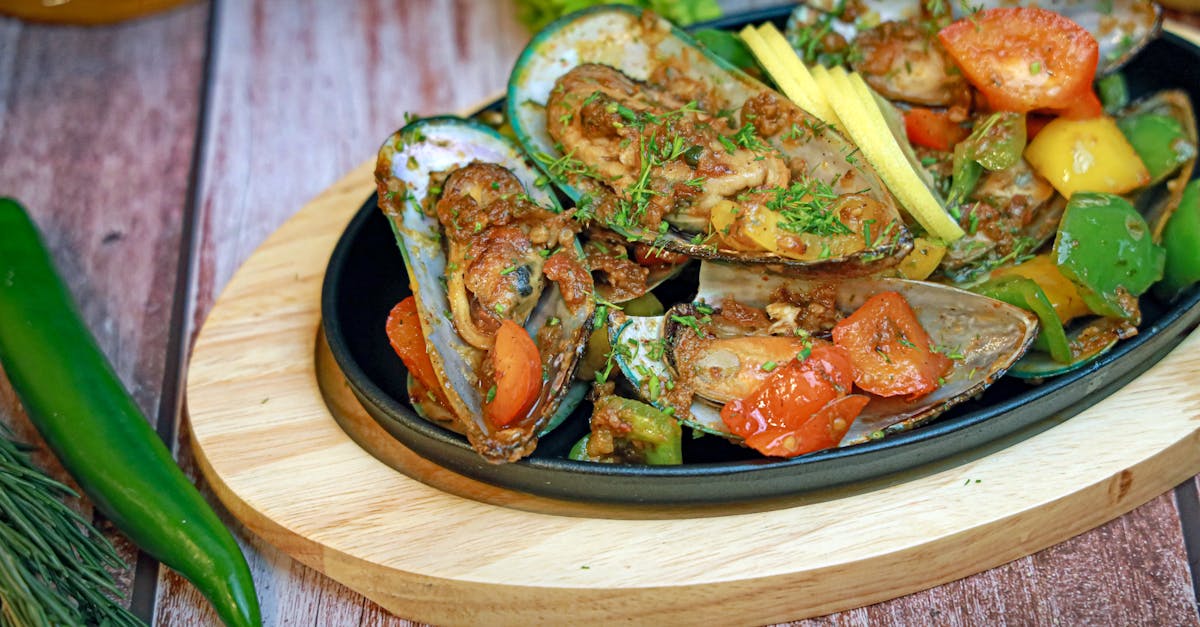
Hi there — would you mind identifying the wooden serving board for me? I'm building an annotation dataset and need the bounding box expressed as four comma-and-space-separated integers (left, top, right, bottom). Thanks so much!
186, 24, 1200, 626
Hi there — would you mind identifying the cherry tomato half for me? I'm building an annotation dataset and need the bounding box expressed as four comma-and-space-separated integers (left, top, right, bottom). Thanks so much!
832, 291, 951, 399
939, 7, 1099, 116
485, 319, 543, 427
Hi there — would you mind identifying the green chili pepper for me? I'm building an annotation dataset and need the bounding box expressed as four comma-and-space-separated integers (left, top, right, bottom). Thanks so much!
1158, 179, 1200, 297
0, 199, 261, 627
971, 276, 1071, 363
1053, 192, 1164, 321
948, 143, 984, 208
1097, 73, 1129, 114
1117, 112, 1195, 184
570, 396, 682, 465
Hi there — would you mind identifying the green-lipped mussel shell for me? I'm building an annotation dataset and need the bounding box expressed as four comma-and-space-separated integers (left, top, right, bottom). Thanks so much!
376, 116, 594, 462
507, 5, 912, 277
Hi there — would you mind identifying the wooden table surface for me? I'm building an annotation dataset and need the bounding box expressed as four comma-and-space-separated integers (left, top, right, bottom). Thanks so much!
1, 1, 1199, 624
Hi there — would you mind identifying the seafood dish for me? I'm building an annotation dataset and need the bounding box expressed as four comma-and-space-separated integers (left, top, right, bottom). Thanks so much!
368, 1, 1199, 469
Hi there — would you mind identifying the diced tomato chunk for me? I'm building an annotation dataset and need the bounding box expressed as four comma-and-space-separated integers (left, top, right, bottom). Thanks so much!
485, 319, 543, 427
385, 297, 450, 408
904, 107, 969, 151
831, 291, 951, 399
721, 344, 864, 457
939, 7, 1099, 116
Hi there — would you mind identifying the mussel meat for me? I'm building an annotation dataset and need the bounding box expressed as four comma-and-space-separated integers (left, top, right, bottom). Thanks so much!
611, 261, 1038, 446
507, 6, 913, 276
376, 116, 595, 462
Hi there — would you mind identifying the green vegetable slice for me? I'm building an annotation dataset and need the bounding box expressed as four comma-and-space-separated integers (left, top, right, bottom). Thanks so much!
1053, 192, 1164, 320
1117, 112, 1196, 185
692, 28, 758, 73
1158, 179, 1200, 297
1097, 73, 1128, 114
972, 276, 1070, 363
573, 396, 682, 465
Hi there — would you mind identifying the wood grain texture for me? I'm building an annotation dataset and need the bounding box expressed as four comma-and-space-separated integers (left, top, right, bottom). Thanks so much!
188, 156, 1200, 625
177, 2, 1200, 625
0, 3, 208, 612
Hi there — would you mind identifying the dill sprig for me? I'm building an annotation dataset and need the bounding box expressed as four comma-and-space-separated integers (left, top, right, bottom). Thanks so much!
0, 425, 140, 627
765, 177, 852, 237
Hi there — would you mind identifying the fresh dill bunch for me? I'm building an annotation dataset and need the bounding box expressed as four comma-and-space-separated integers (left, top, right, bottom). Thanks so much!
0, 425, 141, 627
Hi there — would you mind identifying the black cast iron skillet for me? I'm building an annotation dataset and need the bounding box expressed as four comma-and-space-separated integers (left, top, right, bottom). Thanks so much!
322, 7, 1200, 505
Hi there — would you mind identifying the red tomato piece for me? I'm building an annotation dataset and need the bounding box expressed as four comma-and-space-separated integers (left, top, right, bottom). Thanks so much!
831, 291, 951, 398
720, 344, 864, 457
743, 395, 869, 457
1025, 114, 1055, 140
938, 7, 1098, 115
633, 243, 691, 268
904, 107, 969, 151
486, 319, 543, 427
385, 297, 449, 408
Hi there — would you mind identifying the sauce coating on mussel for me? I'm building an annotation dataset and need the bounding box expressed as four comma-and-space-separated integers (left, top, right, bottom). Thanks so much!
544, 63, 901, 263
434, 162, 589, 350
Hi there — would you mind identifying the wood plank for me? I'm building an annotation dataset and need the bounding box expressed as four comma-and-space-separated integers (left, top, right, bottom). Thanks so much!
170, 0, 535, 623
179, 0, 1199, 624
0, 3, 208, 616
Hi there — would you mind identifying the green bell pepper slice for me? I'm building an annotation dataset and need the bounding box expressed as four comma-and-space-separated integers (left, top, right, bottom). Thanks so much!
1053, 192, 1164, 321
972, 276, 1071, 363
569, 396, 682, 465
692, 28, 759, 74
1097, 73, 1129, 114
949, 112, 1027, 204
1117, 112, 1196, 184
1158, 178, 1200, 297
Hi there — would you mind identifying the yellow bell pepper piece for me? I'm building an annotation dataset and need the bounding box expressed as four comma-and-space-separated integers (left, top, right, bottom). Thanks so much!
743, 204, 782, 253
709, 200, 738, 238
893, 238, 948, 280
1024, 116, 1150, 198
993, 253, 1092, 324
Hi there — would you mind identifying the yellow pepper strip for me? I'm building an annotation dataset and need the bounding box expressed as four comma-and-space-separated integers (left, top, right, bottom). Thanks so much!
824, 67, 964, 241
738, 25, 833, 125
754, 23, 839, 126
892, 238, 948, 280
993, 253, 1092, 324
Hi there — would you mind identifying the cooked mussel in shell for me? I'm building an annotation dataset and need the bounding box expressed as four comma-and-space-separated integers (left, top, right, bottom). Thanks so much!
611, 262, 1037, 449
376, 116, 595, 462
508, 6, 912, 276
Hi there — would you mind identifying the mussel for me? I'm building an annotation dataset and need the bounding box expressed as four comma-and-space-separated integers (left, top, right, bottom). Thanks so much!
786, 0, 1161, 83
610, 261, 1038, 445
507, 6, 913, 277
376, 117, 595, 462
